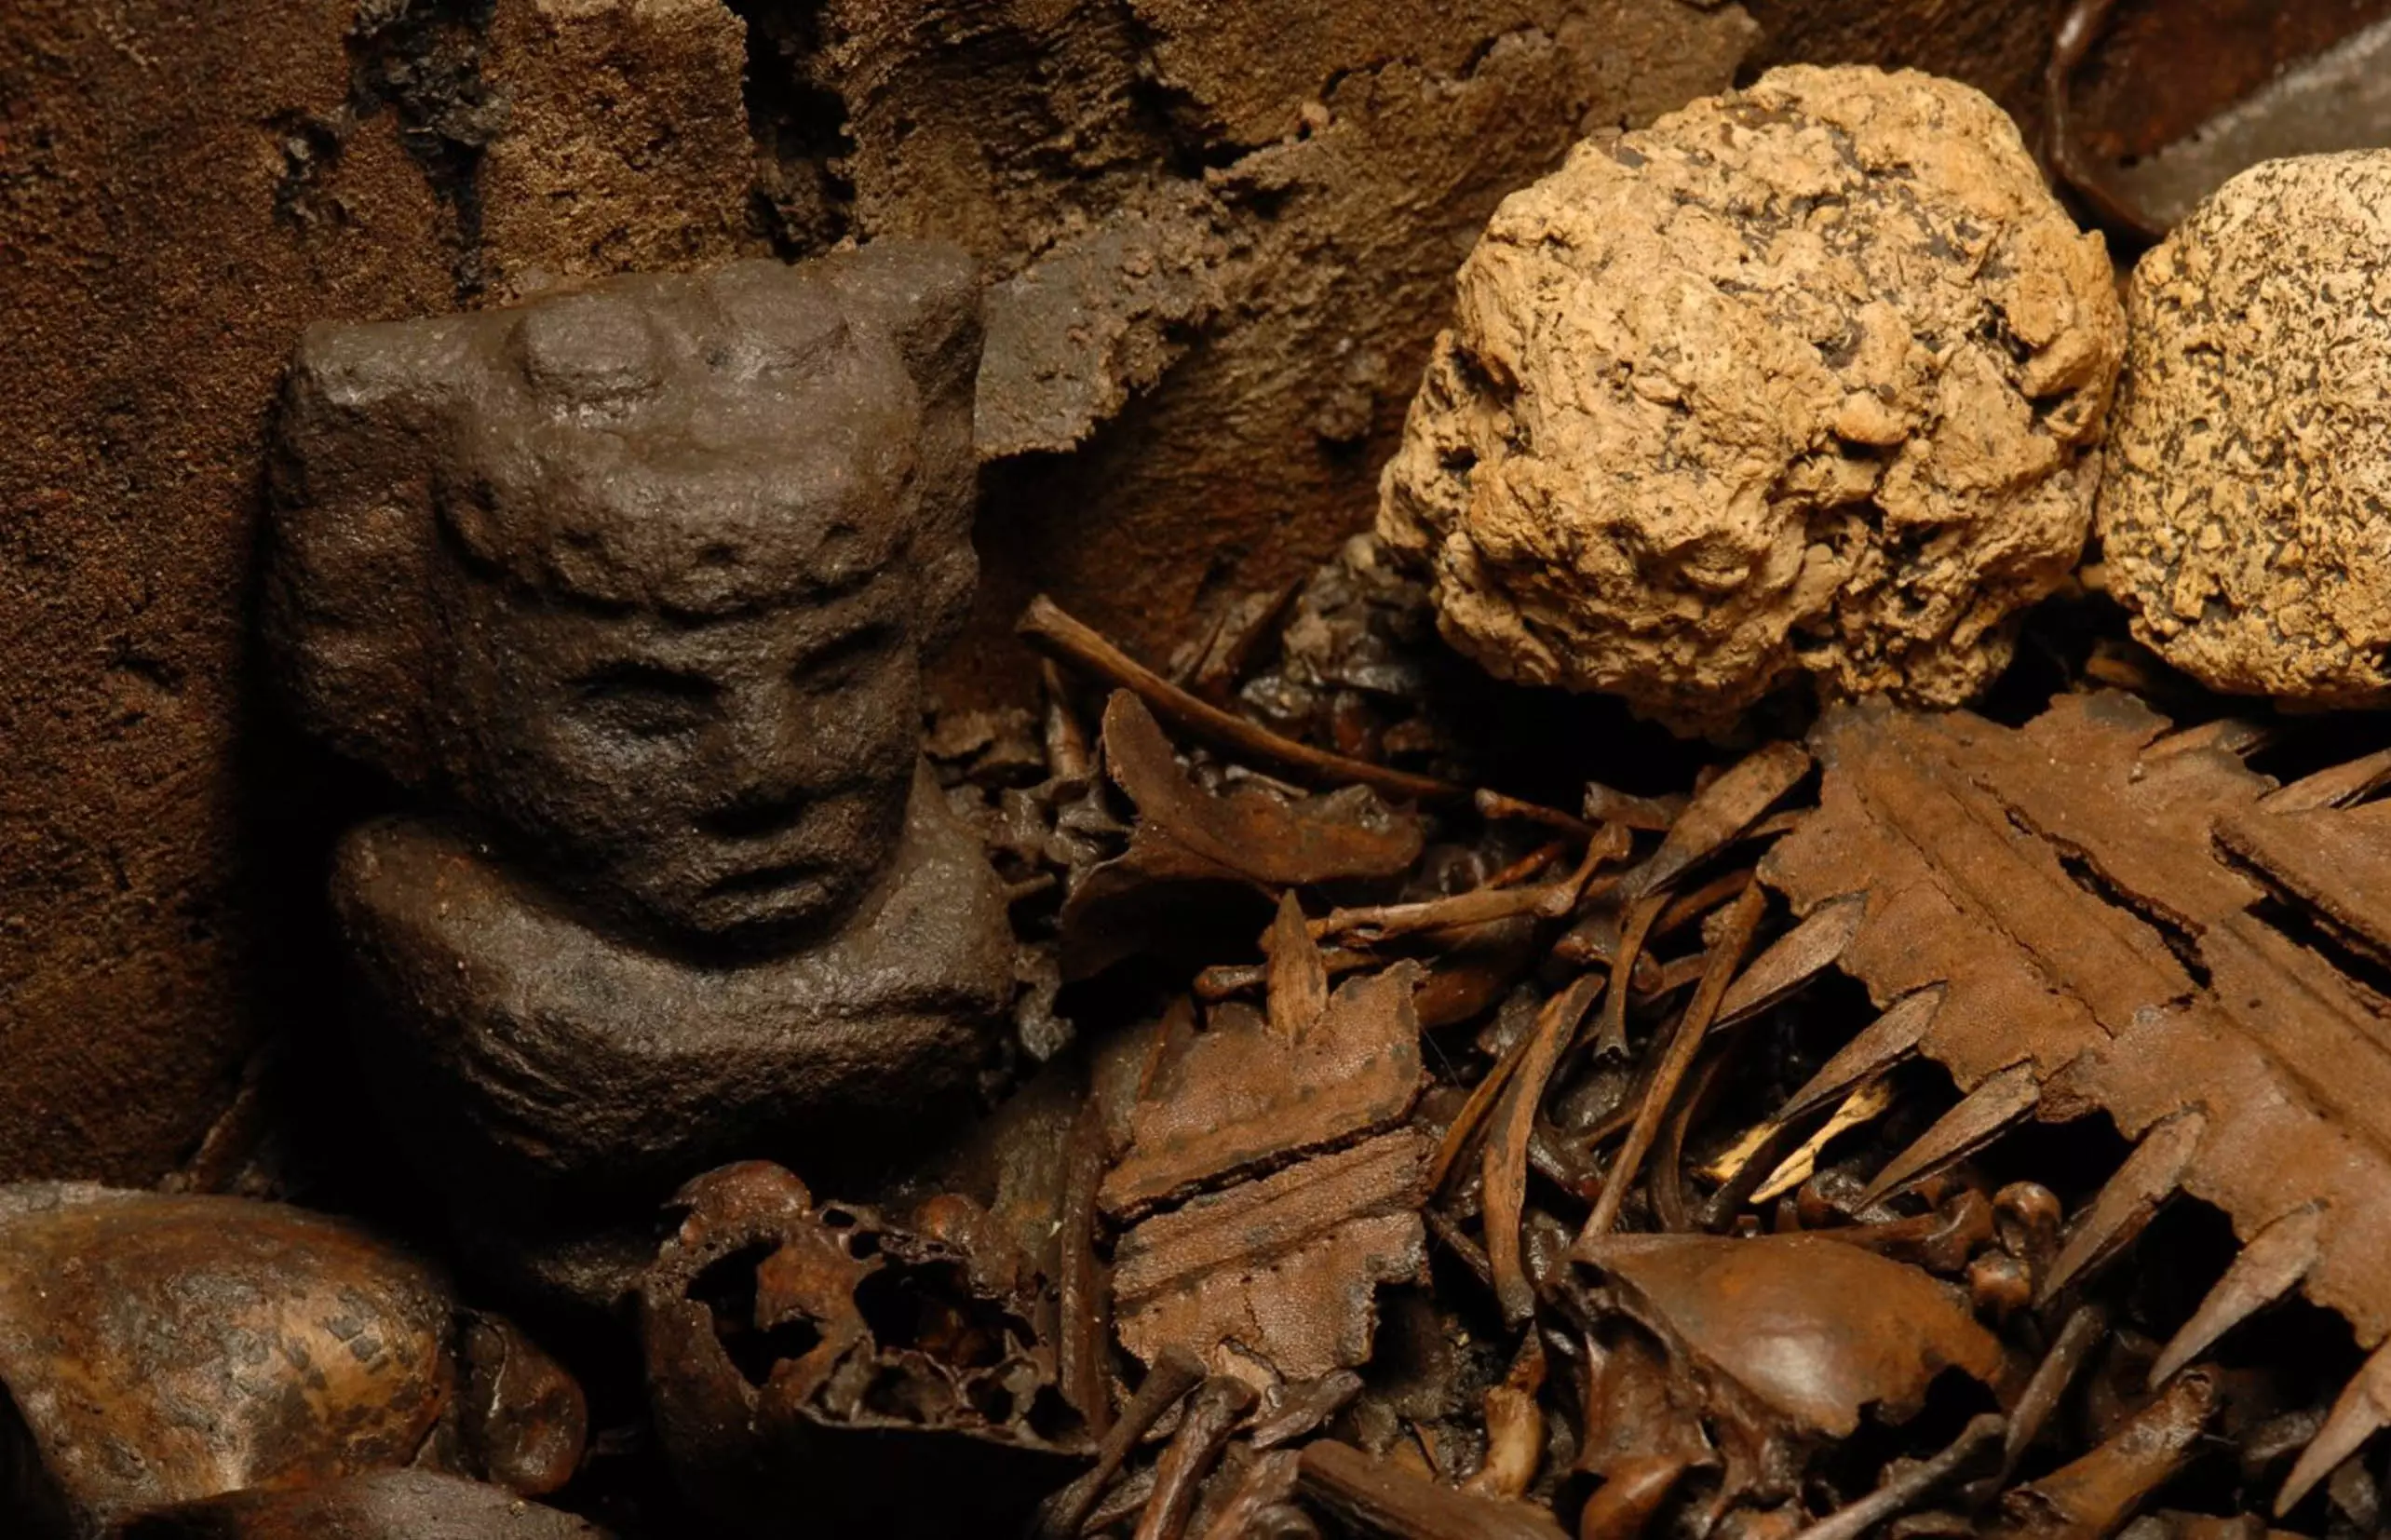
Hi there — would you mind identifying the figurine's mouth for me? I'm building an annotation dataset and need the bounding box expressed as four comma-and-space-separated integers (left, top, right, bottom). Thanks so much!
700, 858, 835, 903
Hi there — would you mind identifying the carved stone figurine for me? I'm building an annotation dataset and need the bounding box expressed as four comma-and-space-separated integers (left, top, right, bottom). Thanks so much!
263, 247, 1014, 1308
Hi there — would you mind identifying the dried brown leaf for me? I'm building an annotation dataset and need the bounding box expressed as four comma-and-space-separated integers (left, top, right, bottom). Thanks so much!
1100, 966, 1425, 1222
1759, 693, 2391, 1502
1104, 690, 1425, 886
1763, 698, 2391, 1334
1112, 1132, 1430, 1382
1266, 891, 1330, 1045
1058, 693, 1425, 979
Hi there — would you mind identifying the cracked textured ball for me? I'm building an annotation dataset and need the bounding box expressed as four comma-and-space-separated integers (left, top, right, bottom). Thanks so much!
2099, 152, 2391, 707
1379, 64, 2124, 735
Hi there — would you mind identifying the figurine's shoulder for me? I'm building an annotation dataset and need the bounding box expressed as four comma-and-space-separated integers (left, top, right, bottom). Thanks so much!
332, 763, 1010, 1013
327, 768, 1014, 1203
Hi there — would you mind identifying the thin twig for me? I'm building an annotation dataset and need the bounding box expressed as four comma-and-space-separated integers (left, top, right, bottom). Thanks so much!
1320, 885, 1565, 944
1134, 1377, 1260, 1540
1653, 1048, 1731, 1231
1579, 884, 1768, 1242
1591, 894, 1668, 1059
1056, 1103, 1114, 1437
1483, 840, 1569, 890
1328, 830, 1624, 944
1020, 595, 1466, 804
1477, 788, 1599, 839
1783, 1414, 2006, 1540
1031, 1346, 1208, 1540
1485, 975, 1605, 1322
1999, 1300, 2111, 1476
1195, 948, 1371, 1002
1583, 780, 1685, 832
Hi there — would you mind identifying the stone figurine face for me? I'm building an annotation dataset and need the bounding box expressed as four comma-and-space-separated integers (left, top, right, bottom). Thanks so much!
444, 574, 924, 943
268, 250, 983, 946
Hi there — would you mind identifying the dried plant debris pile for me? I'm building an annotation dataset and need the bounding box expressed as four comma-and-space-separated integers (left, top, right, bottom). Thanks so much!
22, 527, 2391, 1537
942, 570, 2391, 1540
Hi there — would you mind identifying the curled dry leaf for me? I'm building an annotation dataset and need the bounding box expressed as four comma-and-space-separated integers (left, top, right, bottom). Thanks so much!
1577, 1232, 2012, 1441
1059, 691, 1424, 979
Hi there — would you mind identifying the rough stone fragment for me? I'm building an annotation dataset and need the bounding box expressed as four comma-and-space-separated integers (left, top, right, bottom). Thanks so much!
0, 0, 1761, 1191
1381, 64, 2123, 734
479, 0, 762, 300
845, 0, 1763, 706
2099, 152, 2391, 705
975, 202, 1228, 459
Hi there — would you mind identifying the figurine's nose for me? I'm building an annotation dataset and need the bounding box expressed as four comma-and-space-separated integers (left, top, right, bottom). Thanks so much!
700, 693, 832, 834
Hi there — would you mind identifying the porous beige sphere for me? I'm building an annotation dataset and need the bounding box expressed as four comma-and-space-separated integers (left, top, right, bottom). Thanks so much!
1379, 65, 2124, 735
2100, 152, 2391, 706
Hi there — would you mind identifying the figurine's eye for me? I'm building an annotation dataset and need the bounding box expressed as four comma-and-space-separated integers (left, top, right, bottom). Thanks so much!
572, 664, 720, 738
791, 623, 898, 696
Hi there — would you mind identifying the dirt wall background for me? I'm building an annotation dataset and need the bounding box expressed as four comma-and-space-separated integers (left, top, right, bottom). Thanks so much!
0, 0, 2060, 1186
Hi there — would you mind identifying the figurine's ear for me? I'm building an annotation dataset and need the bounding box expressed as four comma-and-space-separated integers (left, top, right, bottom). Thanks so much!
821, 242, 984, 653
263, 313, 480, 787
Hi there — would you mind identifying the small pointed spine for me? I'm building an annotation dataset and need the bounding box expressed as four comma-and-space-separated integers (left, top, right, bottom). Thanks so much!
2259, 748, 2391, 812
1779, 987, 1941, 1124
2038, 1109, 2207, 1305
2151, 1204, 2323, 1387
1265, 890, 1327, 1045
1858, 1060, 2040, 1208
2278, 1336, 2391, 1515
1714, 893, 1867, 1027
